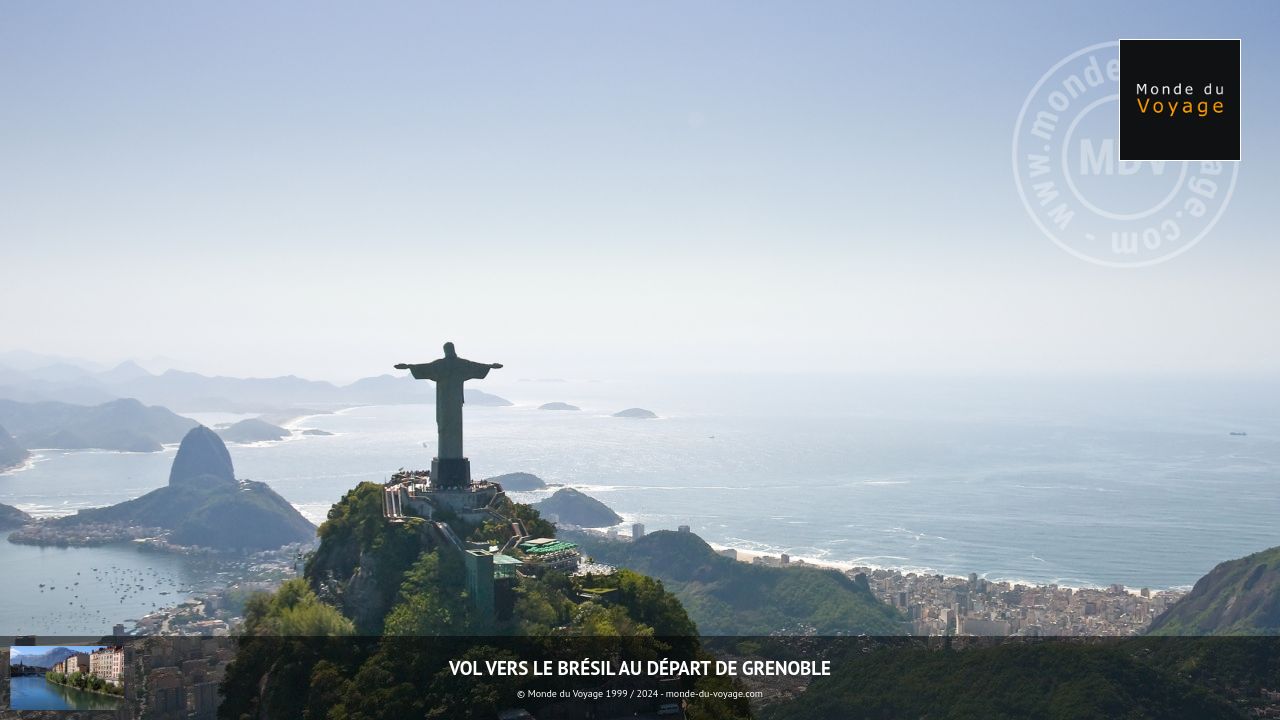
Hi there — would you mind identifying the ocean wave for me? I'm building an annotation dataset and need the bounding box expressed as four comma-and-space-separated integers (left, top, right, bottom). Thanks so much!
880, 527, 948, 542
1014, 483, 1119, 493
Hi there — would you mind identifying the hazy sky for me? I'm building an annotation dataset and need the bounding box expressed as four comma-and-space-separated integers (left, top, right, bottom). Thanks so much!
2, 2, 1277, 382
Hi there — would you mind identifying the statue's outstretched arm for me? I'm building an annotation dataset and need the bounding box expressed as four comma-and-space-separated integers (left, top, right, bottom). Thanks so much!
394, 363, 411, 370
490, 363, 503, 369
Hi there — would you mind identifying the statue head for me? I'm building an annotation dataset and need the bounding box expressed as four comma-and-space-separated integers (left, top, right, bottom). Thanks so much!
443, 342, 457, 358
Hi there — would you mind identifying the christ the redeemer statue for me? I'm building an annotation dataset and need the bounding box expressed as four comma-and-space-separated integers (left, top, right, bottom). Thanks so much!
395, 342, 502, 488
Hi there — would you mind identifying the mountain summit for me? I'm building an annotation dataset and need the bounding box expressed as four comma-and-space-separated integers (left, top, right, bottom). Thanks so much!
169, 425, 237, 487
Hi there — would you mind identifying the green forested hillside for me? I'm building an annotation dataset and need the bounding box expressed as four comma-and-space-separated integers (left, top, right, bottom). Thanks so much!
572, 530, 904, 636
305, 482, 432, 634
1148, 545, 1280, 636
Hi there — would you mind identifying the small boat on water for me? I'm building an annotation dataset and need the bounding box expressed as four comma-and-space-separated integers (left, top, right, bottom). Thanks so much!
1229, 431, 1247, 436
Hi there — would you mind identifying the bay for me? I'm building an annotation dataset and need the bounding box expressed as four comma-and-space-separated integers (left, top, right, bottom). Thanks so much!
2, 373, 1277, 635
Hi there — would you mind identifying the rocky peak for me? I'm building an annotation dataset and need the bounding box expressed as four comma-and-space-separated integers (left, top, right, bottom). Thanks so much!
168, 425, 236, 488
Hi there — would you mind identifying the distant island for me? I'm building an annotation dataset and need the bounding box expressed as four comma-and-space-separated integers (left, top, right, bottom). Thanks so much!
216, 418, 291, 443
0, 422, 29, 470
488, 471, 547, 490
613, 407, 658, 419
0, 397, 195, 452
8, 426, 315, 552
535, 488, 622, 527
0, 502, 31, 530
300, 428, 334, 436
538, 401, 581, 411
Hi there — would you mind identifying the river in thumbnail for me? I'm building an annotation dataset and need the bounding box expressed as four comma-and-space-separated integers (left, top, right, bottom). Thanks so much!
9, 675, 125, 711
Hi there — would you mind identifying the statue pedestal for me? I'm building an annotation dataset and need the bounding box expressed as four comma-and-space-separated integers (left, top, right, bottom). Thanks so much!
431, 457, 471, 489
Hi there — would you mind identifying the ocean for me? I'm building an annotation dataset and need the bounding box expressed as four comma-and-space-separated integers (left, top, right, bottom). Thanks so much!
1, 373, 1277, 634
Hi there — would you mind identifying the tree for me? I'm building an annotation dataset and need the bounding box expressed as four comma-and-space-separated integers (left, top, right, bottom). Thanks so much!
243, 578, 355, 636
383, 550, 477, 636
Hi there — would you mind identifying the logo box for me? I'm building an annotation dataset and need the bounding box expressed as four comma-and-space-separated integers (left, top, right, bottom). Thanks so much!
1119, 39, 1240, 161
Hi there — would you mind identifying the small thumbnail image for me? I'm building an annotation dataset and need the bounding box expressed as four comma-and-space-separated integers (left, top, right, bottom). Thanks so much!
8, 645, 125, 711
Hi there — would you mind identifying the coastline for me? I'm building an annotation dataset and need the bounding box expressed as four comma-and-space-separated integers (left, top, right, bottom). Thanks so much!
596, 518, 1193, 596
702, 539, 1189, 597
0, 403, 1210, 639
571, 525, 1185, 635
0, 453, 38, 476
3, 401, 1264, 595
269, 403, 372, 431
4, 451, 1196, 595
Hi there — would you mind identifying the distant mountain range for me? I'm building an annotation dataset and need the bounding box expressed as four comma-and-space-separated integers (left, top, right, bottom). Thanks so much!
0, 354, 512, 412
0, 398, 196, 452
10, 646, 79, 670
0, 353, 513, 453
